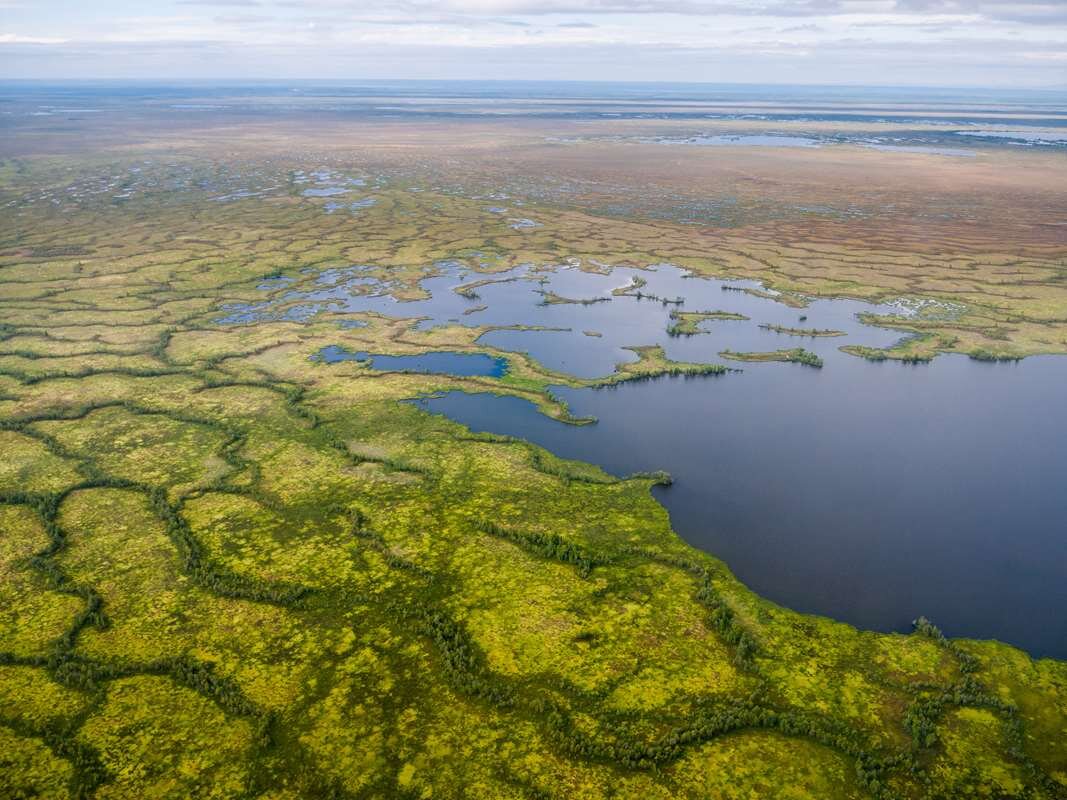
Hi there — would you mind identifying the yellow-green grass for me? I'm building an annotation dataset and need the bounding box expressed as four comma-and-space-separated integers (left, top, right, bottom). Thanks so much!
0, 150, 1064, 799
720, 347, 824, 367
667, 309, 750, 336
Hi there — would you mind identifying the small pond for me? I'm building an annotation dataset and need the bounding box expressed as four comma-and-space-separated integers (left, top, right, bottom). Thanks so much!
314, 345, 507, 377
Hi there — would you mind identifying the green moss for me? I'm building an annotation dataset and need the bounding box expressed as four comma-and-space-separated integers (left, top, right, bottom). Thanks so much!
0, 726, 76, 800
0, 151, 1062, 798
79, 675, 256, 799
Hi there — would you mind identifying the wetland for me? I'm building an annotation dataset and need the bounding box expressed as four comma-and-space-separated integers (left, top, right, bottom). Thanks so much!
2, 80, 1066, 800
277, 260, 1067, 656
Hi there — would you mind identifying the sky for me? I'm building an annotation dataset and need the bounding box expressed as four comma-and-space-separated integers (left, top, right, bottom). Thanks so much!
1, 1, 1066, 87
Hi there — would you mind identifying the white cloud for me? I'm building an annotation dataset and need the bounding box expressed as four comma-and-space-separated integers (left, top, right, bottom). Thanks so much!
0, 33, 68, 44
0, 0, 1064, 85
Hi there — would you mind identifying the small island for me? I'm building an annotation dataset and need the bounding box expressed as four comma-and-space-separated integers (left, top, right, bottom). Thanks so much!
667, 309, 750, 336
759, 323, 845, 337
719, 347, 824, 367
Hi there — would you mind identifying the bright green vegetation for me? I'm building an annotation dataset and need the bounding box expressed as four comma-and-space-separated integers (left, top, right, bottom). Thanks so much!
720, 348, 826, 368
0, 154, 1065, 800
969, 349, 1023, 363
760, 323, 846, 337
851, 314, 1030, 362
600, 346, 730, 384
841, 344, 934, 364
667, 309, 749, 336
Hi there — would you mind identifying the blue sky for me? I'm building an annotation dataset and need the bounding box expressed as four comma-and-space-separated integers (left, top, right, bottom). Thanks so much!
2, 1, 1066, 87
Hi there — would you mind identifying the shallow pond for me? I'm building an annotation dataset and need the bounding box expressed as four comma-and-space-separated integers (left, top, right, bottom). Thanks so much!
314, 345, 507, 377
276, 261, 909, 378
244, 261, 1067, 657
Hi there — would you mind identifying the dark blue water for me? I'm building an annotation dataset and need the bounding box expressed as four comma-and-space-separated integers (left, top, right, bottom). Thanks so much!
420, 354, 1067, 659
237, 260, 1067, 656
313, 345, 506, 377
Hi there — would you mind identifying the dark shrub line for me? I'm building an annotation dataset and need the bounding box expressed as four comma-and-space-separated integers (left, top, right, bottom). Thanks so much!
969, 348, 1021, 362
0, 647, 281, 796
421, 610, 516, 707
7, 399, 259, 493
906, 616, 1059, 793
617, 546, 760, 671
759, 323, 844, 338
197, 376, 429, 476
13, 366, 187, 386
627, 290, 683, 306
475, 520, 606, 578
5, 477, 307, 634
0, 710, 108, 799
599, 363, 729, 387
344, 507, 434, 578
150, 326, 175, 362
527, 449, 615, 485
0, 490, 111, 653
694, 573, 760, 670
542, 699, 900, 797
154, 488, 310, 605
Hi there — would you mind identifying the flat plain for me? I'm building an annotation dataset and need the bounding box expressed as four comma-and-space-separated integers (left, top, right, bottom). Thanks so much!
1, 86, 1066, 799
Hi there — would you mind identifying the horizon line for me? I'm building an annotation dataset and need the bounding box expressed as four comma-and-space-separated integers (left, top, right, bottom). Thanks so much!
2, 77, 1066, 93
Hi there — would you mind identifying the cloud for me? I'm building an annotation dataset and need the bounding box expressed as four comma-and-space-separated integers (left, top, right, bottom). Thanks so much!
5, 34, 1064, 83
353, 13, 532, 26
0, 33, 68, 44
2, 0, 1064, 85
262, 0, 1067, 23
178, 0, 262, 5
886, 0, 1067, 22
214, 14, 275, 24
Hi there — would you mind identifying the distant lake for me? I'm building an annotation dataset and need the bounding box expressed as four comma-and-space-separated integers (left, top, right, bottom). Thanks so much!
255, 261, 1067, 658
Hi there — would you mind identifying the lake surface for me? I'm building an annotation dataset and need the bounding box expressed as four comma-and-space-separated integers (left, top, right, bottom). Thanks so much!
271, 261, 912, 377
422, 356, 1067, 658
241, 261, 1067, 657
313, 345, 506, 377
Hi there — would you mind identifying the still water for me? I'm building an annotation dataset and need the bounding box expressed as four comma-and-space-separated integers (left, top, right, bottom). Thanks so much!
314, 345, 507, 377
422, 356, 1067, 658
243, 261, 1067, 657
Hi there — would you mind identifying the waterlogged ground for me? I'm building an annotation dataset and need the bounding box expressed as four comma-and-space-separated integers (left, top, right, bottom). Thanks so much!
234, 260, 1067, 656
2, 85, 1067, 800
237, 261, 910, 377
555, 128, 1067, 156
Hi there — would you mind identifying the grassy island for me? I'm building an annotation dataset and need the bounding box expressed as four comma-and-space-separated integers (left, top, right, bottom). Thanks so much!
720, 348, 825, 367
760, 323, 845, 337
667, 309, 750, 336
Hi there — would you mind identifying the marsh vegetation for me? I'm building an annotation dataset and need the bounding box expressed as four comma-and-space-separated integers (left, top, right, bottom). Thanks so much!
720, 348, 825, 367
0, 89, 1065, 800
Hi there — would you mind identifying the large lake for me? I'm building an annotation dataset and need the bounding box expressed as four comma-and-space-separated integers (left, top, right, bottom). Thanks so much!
242, 261, 1067, 658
